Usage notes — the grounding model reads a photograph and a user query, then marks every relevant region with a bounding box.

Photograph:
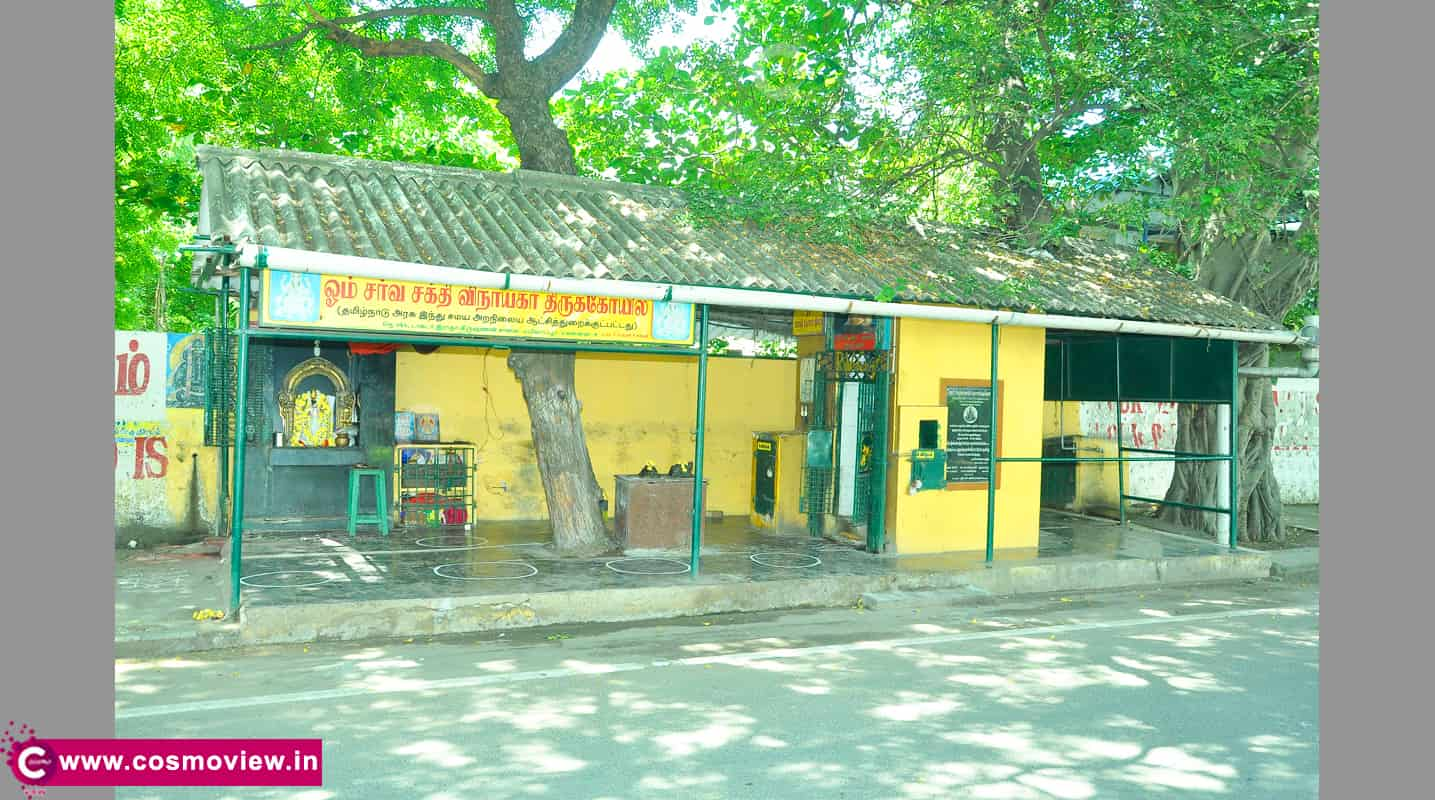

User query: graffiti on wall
[166,333,207,408]
[1270,378,1320,504]
[1080,402,1180,499]
[116,332,169,526]
[115,331,210,529]
[1077,384,1319,505]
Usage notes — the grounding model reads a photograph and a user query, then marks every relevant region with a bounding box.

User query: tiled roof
[194,146,1284,331]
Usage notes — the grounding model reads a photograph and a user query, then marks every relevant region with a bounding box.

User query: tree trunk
[284,0,619,555]
[1160,343,1284,542]
[507,349,613,556]
[993,132,1052,240]
[494,93,611,555]
[1160,216,1315,543]
[497,93,579,175]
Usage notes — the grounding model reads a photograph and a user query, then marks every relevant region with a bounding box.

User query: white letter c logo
[17,746,48,780]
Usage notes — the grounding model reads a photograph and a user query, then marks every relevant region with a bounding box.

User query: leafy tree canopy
[116,0,1316,331]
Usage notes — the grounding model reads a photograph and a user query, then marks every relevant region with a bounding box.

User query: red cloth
[349,343,402,355]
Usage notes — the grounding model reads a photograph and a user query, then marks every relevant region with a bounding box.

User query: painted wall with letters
[114,331,221,545]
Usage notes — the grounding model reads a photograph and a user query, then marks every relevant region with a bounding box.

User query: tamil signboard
[832,314,876,351]
[259,270,697,345]
[792,310,824,337]
[943,380,1001,487]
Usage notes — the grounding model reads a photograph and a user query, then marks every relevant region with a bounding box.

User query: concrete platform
[116,512,1272,656]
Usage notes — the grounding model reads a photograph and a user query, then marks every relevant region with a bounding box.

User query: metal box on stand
[614,475,708,551]
[750,432,808,534]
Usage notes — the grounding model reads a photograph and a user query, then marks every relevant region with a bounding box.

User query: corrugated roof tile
[193,146,1284,331]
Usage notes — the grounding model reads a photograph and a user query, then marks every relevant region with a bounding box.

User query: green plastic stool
[347,468,390,537]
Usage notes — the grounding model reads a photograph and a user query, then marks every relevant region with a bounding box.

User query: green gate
[802,346,892,552]
[801,354,834,536]
[202,327,236,448]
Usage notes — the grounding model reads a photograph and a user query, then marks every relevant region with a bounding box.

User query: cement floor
[1284,503,1320,532]
[229,511,1226,609]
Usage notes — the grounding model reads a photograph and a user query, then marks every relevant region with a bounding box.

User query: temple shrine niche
[278,355,356,448]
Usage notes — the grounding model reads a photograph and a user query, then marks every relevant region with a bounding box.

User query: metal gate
[202,327,236,447]
[802,347,892,552]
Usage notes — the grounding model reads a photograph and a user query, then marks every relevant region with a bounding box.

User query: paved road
[117,581,1319,799]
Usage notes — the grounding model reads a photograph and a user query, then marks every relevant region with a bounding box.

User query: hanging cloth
[348,343,403,355]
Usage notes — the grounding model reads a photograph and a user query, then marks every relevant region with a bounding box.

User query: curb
[1268,547,1320,582]
[115,552,1275,656]
[214,551,1268,651]
[116,625,242,660]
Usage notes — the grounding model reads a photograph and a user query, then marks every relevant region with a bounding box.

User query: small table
[613,475,708,551]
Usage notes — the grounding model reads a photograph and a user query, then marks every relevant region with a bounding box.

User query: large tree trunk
[507,349,612,556]
[497,94,580,176]
[1161,219,1316,543]
[991,127,1053,241]
[497,95,611,555]
[1160,344,1284,542]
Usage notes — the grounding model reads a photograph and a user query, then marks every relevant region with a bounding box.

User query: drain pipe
[1239,315,1319,378]
[229,243,1312,346]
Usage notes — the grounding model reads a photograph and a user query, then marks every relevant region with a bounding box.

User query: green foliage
[114,0,692,332]
[557,0,912,245]
[116,0,1317,330]
[756,338,796,359]
[1283,282,1318,329]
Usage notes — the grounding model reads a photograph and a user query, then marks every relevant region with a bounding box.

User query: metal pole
[868,335,891,554]
[985,323,998,563]
[690,305,710,577]
[1229,342,1240,549]
[1115,335,1127,526]
[217,276,230,535]
[228,269,252,614]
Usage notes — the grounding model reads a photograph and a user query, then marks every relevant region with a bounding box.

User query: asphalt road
[116,580,1319,800]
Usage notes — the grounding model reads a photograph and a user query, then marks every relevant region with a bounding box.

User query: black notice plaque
[945,383,995,484]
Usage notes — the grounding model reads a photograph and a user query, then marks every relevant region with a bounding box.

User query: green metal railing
[220,264,718,613]
[984,325,1240,563]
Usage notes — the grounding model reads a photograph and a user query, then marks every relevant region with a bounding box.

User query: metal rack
[394,444,476,528]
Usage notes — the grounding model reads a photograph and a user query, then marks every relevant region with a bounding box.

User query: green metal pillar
[690,304,710,577]
[1115,335,1127,526]
[228,269,253,614]
[217,276,230,534]
[985,323,998,563]
[1229,343,1240,549]
[867,349,891,554]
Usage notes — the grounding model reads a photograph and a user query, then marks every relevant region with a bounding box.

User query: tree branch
[484,0,530,78]
[1033,3,1066,110]
[530,0,620,96]
[250,5,492,51]
[1036,93,1096,140]
[303,9,500,97]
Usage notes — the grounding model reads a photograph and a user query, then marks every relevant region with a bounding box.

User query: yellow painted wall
[889,320,1045,554]
[1041,400,1081,440]
[162,409,223,530]
[114,408,222,544]
[1039,401,1129,516]
[1070,436,1126,515]
[395,349,798,520]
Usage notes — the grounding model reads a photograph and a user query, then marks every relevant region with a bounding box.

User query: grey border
[0,3,116,798]
[0,3,1416,800]
[1321,3,1426,798]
